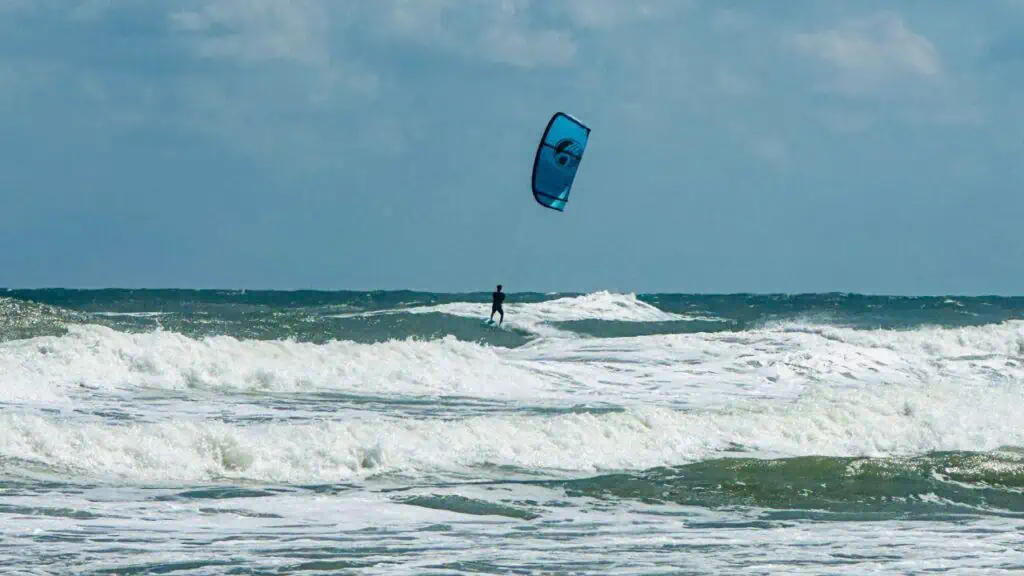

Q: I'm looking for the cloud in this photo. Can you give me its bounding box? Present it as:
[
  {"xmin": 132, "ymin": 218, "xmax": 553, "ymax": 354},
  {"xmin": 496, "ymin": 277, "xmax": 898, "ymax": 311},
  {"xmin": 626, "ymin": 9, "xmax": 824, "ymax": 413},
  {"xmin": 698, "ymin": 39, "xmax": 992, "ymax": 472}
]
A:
[
  {"xmin": 556, "ymin": 0, "xmax": 689, "ymax": 29},
  {"xmin": 0, "ymin": 0, "xmax": 33, "ymax": 14},
  {"xmin": 159, "ymin": 0, "xmax": 388, "ymax": 166},
  {"xmin": 711, "ymin": 7, "xmax": 752, "ymax": 34},
  {"xmin": 378, "ymin": 0, "xmax": 578, "ymax": 68},
  {"xmin": 729, "ymin": 123, "xmax": 790, "ymax": 167},
  {"xmin": 170, "ymin": 0, "xmax": 586, "ymax": 71},
  {"xmin": 788, "ymin": 11, "xmax": 988, "ymax": 131},
  {"xmin": 70, "ymin": 0, "xmax": 117, "ymax": 22},
  {"xmin": 480, "ymin": 26, "xmax": 575, "ymax": 68},
  {"xmin": 791, "ymin": 12, "xmax": 941, "ymax": 96},
  {"xmin": 171, "ymin": 0, "xmax": 332, "ymax": 67}
]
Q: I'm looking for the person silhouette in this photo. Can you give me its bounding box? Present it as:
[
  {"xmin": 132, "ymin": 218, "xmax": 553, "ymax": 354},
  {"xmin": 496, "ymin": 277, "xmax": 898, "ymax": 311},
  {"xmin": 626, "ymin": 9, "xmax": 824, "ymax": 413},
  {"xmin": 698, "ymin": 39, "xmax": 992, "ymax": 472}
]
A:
[{"xmin": 490, "ymin": 284, "xmax": 506, "ymax": 325}]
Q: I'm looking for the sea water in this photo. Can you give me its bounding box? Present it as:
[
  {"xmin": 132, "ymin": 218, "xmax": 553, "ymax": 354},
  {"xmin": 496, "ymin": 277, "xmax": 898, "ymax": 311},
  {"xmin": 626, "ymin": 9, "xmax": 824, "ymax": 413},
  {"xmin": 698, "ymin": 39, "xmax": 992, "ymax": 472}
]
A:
[{"xmin": 1, "ymin": 290, "xmax": 1023, "ymax": 574}]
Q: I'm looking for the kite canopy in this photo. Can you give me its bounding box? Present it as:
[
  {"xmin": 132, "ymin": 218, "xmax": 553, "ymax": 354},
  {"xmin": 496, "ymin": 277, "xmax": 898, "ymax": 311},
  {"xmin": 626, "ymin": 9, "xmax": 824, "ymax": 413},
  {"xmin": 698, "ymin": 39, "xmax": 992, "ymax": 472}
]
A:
[{"xmin": 531, "ymin": 112, "xmax": 590, "ymax": 211}]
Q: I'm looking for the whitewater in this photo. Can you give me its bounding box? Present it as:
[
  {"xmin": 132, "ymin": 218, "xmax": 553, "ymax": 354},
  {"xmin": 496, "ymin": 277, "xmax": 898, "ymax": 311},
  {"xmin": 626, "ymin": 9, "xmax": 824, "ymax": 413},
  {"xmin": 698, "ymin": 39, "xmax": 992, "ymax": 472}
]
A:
[{"xmin": 1, "ymin": 290, "xmax": 1023, "ymax": 574}]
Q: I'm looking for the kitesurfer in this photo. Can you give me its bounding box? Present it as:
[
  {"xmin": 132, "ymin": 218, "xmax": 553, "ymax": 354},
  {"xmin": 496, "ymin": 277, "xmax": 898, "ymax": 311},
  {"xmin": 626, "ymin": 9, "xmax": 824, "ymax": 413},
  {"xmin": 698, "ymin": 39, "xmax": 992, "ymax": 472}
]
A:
[{"xmin": 490, "ymin": 285, "xmax": 505, "ymax": 325}]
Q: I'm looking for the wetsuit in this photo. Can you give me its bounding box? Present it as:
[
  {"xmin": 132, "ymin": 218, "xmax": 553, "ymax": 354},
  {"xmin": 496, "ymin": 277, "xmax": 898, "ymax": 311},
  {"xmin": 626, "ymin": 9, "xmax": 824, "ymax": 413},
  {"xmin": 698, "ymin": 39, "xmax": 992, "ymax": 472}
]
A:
[{"xmin": 491, "ymin": 290, "xmax": 505, "ymax": 323}]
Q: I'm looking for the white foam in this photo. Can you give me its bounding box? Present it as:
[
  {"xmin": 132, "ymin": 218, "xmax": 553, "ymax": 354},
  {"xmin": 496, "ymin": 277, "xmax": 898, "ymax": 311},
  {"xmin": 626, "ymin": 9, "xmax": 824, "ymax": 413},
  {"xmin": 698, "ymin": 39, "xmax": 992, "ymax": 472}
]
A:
[
  {"xmin": 2, "ymin": 319, "xmax": 1021, "ymax": 484},
  {"xmin": 330, "ymin": 291, "xmax": 711, "ymax": 337},
  {"xmin": 6, "ymin": 300, "xmax": 1024, "ymax": 575},
  {"xmin": 5, "ymin": 319, "xmax": 1024, "ymax": 417},
  {"xmin": 3, "ymin": 365, "xmax": 1022, "ymax": 484},
  {"xmin": 430, "ymin": 291, "xmax": 686, "ymax": 321},
  {"xmin": 414, "ymin": 291, "xmax": 701, "ymax": 336},
  {"xmin": 4, "ymin": 484, "xmax": 1021, "ymax": 575},
  {"xmin": 0, "ymin": 324, "xmax": 564, "ymax": 403},
  {"xmin": 91, "ymin": 311, "xmax": 169, "ymax": 318},
  {"xmin": 508, "ymin": 318, "xmax": 1024, "ymax": 412}
]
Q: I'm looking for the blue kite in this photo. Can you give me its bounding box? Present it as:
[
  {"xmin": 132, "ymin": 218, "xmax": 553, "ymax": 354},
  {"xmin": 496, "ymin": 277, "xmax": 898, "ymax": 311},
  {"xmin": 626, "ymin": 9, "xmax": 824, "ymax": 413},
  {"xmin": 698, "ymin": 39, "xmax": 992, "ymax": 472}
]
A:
[{"xmin": 531, "ymin": 112, "xmax": 591, "ymax": 211}]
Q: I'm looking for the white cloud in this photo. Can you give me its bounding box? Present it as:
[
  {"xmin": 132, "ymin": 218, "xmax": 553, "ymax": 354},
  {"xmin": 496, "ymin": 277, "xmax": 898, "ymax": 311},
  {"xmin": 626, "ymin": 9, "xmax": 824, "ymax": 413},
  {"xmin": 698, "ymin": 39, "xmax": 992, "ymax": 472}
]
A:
[
  {"xmin": 711, "ymin": 7, "xmax": 752, "ymax": 34},
  {"xmin": 791, "ymin": 12, "xmax": 941, "ymax": 96},
  {"xmin": 71, "ymin": 0, "xmax": 116, "ymax": 22},
  {"xmin": 557, "ymin": 0, "xmax": 688, "ymax": 29},
  {"xmin": 170, "ymin": 1, "xmax": 583, "ymax": 70},
  {"xmin": 792, "ymin": 12, "xmax": 987, "ymax": 131},
  {"xmin": 0, "ymin": 0, "xmax": 33, "ymax": 14},
  {"xmin": 164, "ymin": 0, "xmax": 695, "ymax": 75},
  {"xmin": 378, "ymin": 0, "xmax": 578, "ymax": 68},
  {"xmin": 727, "ymin": 121, "xmax": 790, "ymax": 167},
  {"xmin": 158, "ymin": 1, "xmax": 396, "ymax": 167},
  {"xmin": 171, "ymin": 0, "xmax": 332, "ymax": 68},
  {"xmin": 481, "ymin": 25, "xmax": 575, "ymax": 68}
]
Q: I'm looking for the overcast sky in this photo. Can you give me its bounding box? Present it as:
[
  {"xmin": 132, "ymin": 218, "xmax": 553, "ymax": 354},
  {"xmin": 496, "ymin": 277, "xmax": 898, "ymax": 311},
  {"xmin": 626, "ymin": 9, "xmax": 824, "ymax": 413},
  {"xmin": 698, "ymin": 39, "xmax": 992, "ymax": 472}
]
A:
[{"xmin": 1, "ymin": 1, "xmax": 1022, "ymax": 294}]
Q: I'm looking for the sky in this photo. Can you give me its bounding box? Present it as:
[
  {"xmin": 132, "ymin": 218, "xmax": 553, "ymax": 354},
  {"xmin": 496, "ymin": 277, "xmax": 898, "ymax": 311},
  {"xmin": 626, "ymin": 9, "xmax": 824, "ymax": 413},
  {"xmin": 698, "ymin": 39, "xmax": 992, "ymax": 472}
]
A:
[{"xmin": 0, "ymin": 0, "xmax": 1022, "ymax": 295}]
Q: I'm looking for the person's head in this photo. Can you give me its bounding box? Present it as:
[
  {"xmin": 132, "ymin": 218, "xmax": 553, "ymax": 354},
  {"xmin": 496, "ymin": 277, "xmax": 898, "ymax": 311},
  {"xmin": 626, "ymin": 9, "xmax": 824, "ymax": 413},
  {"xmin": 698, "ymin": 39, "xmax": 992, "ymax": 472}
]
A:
[{"xmin": 497, "ymin": 284, "xmax": 502, "ymax": 292}]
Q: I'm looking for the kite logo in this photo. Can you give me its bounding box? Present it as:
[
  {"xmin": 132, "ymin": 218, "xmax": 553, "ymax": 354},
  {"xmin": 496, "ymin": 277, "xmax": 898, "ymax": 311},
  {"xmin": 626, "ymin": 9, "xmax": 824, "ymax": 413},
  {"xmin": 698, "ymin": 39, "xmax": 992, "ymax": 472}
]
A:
[{"xmin": 553, "ymin": 138, "xmax": 582, "ymax": 170}]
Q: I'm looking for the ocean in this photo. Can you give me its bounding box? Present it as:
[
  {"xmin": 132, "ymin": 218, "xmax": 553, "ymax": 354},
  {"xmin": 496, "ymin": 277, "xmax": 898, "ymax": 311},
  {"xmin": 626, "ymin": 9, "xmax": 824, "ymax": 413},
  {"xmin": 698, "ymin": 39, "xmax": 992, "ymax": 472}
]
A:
[{"xmin": 2, "ymin": 289, "xmax": 1023, "ymax": 574}]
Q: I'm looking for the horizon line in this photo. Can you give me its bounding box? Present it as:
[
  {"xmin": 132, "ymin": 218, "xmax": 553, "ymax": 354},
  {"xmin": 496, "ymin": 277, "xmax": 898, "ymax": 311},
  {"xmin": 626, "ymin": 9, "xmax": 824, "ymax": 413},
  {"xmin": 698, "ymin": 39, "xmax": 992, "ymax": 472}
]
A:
[{"xmin": 3, "ymin": 286, "xmax": 1024, "ymax": 299}]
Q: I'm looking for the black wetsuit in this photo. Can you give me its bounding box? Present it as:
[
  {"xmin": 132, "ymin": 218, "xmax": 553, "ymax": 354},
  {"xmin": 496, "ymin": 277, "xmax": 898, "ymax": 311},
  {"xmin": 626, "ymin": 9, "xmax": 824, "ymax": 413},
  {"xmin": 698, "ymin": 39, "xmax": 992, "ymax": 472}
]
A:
[{"xmin": 491, "ymin": 291, "xmax": 505, "ymax": 322}]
